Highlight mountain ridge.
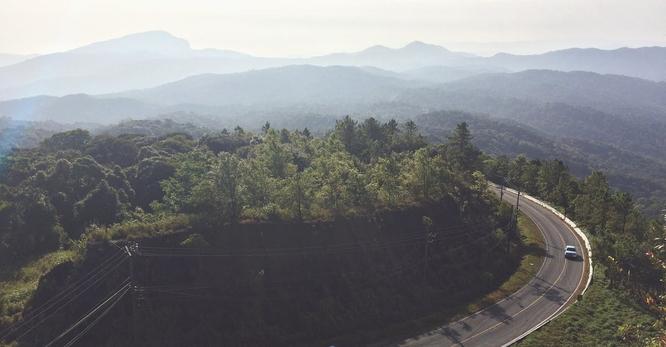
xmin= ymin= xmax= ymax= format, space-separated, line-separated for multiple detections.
xmin=1 ymin=31 xmax=665 ymax=101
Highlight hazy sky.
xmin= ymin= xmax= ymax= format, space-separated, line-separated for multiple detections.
xmin=2 ymin=0 xmax=665 ymax=57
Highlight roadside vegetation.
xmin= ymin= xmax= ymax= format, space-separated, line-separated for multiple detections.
xmin=518 ymin=267 xmax=662 ymax=346
xmin=0 ymin=250 xmax=77 ymax=329
xmin=485 ymin=155 xmax=666 ymax=344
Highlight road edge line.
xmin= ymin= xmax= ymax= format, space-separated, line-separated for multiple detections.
xmin=499 ymin=187 xmax=593 ymax=347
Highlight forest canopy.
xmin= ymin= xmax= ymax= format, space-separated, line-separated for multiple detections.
xmin=0 ymin=118 xmax=492 ymax=262
xmin=0 ymin=117 xmax=663 ymax=320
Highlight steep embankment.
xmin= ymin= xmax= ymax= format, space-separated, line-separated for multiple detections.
xmin=17 ymin=200 xmax=524 ymax=347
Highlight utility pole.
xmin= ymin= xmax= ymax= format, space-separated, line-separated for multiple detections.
xmin=508 ymin=191 xmax=521 ymax=253
xmin=423 ymin=230 xmax=437 ymax=284
xmin=507 ymin=205 xmax=514 ymax=254
xmin=423 ymin=236 xmax=428 ymax=284
xmin=515 ymin=190 xmax=521 ymax=211
xmin=499 ymin=185 xmax=504 ymax=203
xmin=422 ymin=217 xmax=436 ymax=285
xmin=124 ymin=242 xmax=139 ymax=344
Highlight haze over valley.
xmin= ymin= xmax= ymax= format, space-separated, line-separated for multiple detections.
xmin=2 ymin=31 xmax=666 ymax=214
xmin=1 ymin=2 xmax=665 ymax=345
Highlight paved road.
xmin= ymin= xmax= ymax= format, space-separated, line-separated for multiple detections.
xmin=398 ymin=189 xmax=587 ymax=347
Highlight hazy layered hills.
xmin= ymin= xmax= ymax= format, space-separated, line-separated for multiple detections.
xmin=0 ymin=54 xmax=36 ymax=68
xmin=2 ymin=31 xmax=666 ymax=101
xmin=401 ymin=70 xmax=666 ymax=121
xmin=485 ymin=47 xmax=666 ymax=82
xmin=416 ymin=111 xmax=666 ymax=214
xmin=0 ymin=31 xmax=286 ymax=100
xmin=112 ymin=65 xmax=423 ymax=107
xmin=308 ymin=41 xmax=475 ymax=70
xmin=399 ymin=70 xmax=666 ymax=159
xmin=0 ymin=94 xmax=156 ymax=123
xmin=0 ymin=65 xmax=424 ymax=123
xmin=2 ymin=63 xmax=666 ymax=213
xmin=3 ymin=65 xmax=666 ymax=133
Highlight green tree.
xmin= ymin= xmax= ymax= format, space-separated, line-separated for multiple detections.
xmin=257 ymin=131 xmax=292 ymax=178
xmin=134 ymin=157 xmax=176 ymax=209
xmin=85 ymin=135 xmax=139 ymax=167
xmin=74 ymin=180 xmax=121 ymax=227
xmin=334 ymin=116 xmax=362 ymax=156
xmin=213 ymin=152 xmax=243 ymax=222
xmin=368 ymin=155 xmax=403 ymax=206
xmin=446 ymin=122 xmax=481 ymax=173
xmin=41 ymin=129 xmax=91 ymax=152
xmin=262 ymin=121 xmax=271 ymax=134
xmin=573 ymin=171 xmax=611 ymax=234
xmin=403 ymin=148 xmax=439 ymax=201
xmin=162 ymin=149 xmax=215 ymax=213
xmin=398 ymin=120 xmax=426 ymax=151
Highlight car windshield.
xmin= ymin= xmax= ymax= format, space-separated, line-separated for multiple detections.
xmin=566 ymin=246 xmax=576 ymax=251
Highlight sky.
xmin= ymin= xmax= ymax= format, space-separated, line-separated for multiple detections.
xmin=1 ymin=0 xmax=665 ymax=57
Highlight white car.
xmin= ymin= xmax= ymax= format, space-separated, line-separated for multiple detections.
xmin=564 ymin=245 xmax=578 ymax=259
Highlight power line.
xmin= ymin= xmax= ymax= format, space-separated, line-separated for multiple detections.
xmin=45 ymin=278 xmax=131 ymax=347
xmin=138 ymin=231 xmax=501 ymax=297
xmin=138 ymin=227 xmax=494 ymax=258
xmin=1 ymin=256 xmax=129 ymax=343
xmin=1 ymin=221 xmax=500 ymax=344
xmin=16 ymin=250 xmax=126 ymax=324
xmin=139 ymin=234 xmax=428 ymax=258
xmin=0 ymin=251 xmax=127 ymax=341
xmin=138 ymin=221 xmax=491 ymax=254
xmin=141 ymin=258 xmax=426 ymax=304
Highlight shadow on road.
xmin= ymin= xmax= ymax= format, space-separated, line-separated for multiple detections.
xmin=438 ymin=325 xmax=463 ymax=346
xmin=479 ymin=302 xmax=513 ymax=324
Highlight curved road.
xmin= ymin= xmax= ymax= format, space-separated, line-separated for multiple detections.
xmin=398 ymin=189 xmax=588 ymax=347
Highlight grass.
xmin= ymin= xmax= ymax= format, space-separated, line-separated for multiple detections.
xmin=0 ymin=250 xmax=77 ymax=330
xmin=517 ymin=266 xmax=662 ymax=347
xmin=85 ymin=213 xmax=191 ymax=242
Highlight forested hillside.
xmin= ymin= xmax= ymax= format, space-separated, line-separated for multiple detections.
xmin=0 ymin=118 xmax=524 ymax=346
xmin=3 ymin=67 xmax=664 ymax=217
xmin=0 ymin=116 xmax=498 ymax=271
xmin=415 ymin=111 xmax=666 ymax=216
xmin=1 ymin=118 xmax=663 ymax=345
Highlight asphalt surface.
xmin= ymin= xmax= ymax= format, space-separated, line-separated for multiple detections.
xmin=398 ymin=190 xmax=587 ymax=347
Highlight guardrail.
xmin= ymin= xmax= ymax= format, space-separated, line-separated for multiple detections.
xmin=499 ymin=186 xmax=593 ymax=346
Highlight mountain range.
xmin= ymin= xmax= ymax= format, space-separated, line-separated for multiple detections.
xmin=1 ymin=30 xmax=665 ymax=214
xmin=1 ymin=31 xmax=666 ymax=101
xmin=0 ymin=54 xmax=37 ymax=68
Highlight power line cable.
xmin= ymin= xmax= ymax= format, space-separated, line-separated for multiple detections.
xmin=138 ymin=222 xmax=490 ymax=253
xmin=18 ymin=250 xmax=125 ymax=322
xmin=0 ymin=252 xmax=127 ymax=341
xmin=138 ymin=235 xmax=428 ymax=257
xmin=2 ymin=257 xmax=129 ymax=343
xmin=138 ymin=226 xmax=496 ymax=258
xmin=45 ymin=278 xmax=131 ymax=347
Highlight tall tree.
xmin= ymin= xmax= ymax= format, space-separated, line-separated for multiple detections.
xmin=213 ymin=152 xmax=243 ymax=222
xmin=446 ymin=122 xmax=481 ymax=173
xmin=74 ymin=180 xmax=121 ymax=227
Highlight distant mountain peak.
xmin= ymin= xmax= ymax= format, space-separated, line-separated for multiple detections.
xmin=73 ymin=30 xmax=191 ymax=55
xmin=359 ymin=45 xmax=392 ymax=54
xmin=403 ymin=40 xmax=445 ymax=50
